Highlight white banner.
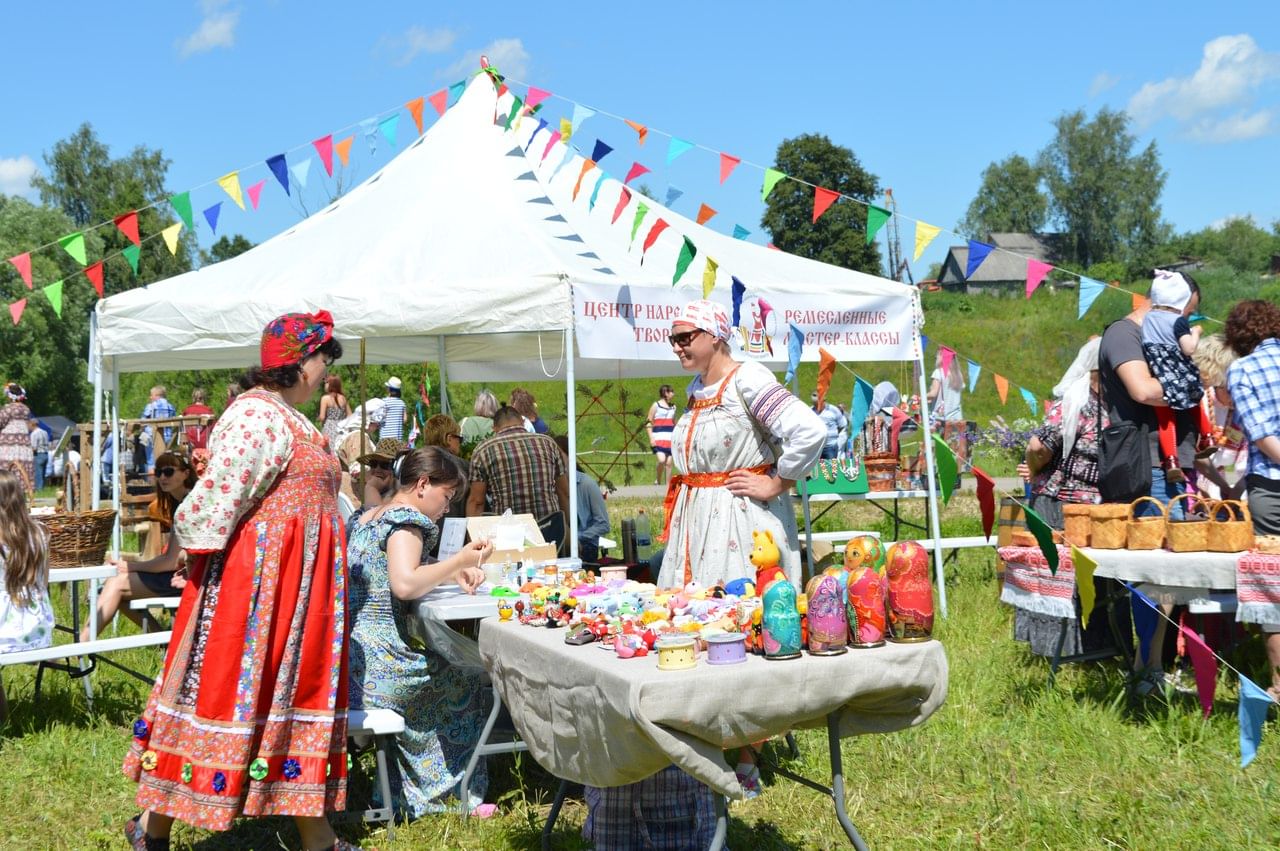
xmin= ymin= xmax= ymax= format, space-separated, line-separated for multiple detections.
xmin=573 ymin=282 xmax=918 ymax=364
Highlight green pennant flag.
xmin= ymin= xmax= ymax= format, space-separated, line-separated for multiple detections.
xmin=761 ymin=168 xmax=786 ymax=201
xmin=931 ymin=434 xmax=958 ymax=505
xmin=1023 ymin=505 xmax=1060 ymax=574
xmin=630 ymin=202 xmax=649 ymax=246
xmin=58 ymin=232 xmax=87 ymax=266
xmin=122 ymin=244 xmax=141 ymax=275
xmin=42 ymin=280 xmax=63 ymax=317
xmin=504 ymin=95 xmax=523 ymax=130
xmin=170 ymin=192 xmax=194 ymax=230
xmin=672 ymin=236 xmax=697 ymax=285
xmin=865 ymin=204 xmax=892 ymax=244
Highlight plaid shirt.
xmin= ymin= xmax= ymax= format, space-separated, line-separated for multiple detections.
xmin=1228 ymin=338 xmax=1280 ymax=481
xmin=142 ymin=396 xmax=177 ymax=441
xmin=469 ymin=426 xmax=566 ymax=518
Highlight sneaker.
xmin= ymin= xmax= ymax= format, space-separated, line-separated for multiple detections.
xmin=1167 ymin=667 xmax=1198 ymax=695
xmin=1134 ymin=668 xmax=1167 ymax=697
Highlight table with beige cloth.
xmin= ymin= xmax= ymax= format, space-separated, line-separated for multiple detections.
xmin=1081 ymin=547 xmax=1246 ymax=604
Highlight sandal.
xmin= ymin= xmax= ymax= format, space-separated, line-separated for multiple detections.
xmin=123 ymin=816 xmax=170 ymax=851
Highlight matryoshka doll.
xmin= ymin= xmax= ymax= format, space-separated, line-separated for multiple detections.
xmin=761 ymin=580 xmax=802 ymax=660
xmin=844 ymin=535 xmax=887 ymax=648
xmin=885 ymin=540 xmax=934 ymax=642
xmin=803 ymin=573 xmax=848 ymax=655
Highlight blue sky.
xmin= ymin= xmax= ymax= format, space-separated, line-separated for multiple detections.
xmin=1 ymin=2 xmax=1277 ymax=277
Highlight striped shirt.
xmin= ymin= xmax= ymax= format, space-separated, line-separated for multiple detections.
xmin=380 ymin=396 xmax=406 ymax=441
xmin=650 ymin=401 xmax=675 ymax=451
xmin=1228 ymin=338 xmax=1280 ymax=481
xmin=469 ymin=426 xmax=566 ymax=518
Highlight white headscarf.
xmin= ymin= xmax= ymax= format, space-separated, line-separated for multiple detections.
xmin=1054 ymin=337 xmax=1101 ymax=462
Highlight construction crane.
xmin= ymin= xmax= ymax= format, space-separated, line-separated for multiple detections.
xmin=883 ymin=188 xmax=915 ymax=286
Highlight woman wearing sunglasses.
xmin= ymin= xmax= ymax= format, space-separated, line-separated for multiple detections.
xmin=80 ymin=449 xmax=196 ymax=642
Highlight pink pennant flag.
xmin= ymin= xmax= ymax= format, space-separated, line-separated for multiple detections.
xmin=84 ymin=261 xmax=104 ymax=298
xmin=9 ymin=298 xmax=26 ymax=325
xmin=813 ymin=187 xmax=839 ymax=223
xmin=1178 ymin=625 xmax=1219 ymax=717
xmin=719 ymin=153 xmax=741 ymax=184
xmin=624 ymin=161 xmax=650 ymax=185
xmin=611 ymin=187 xmax=632 ymax=225
xmin=246 ymin=179 xmax=267 ymax=210
xmin=525 ymin=86 xmax=551 ymax=109
xmin=541 ymin=130 xmax=562 ymax=163
xmin=939 ymin=346 xmax=955 ymax=374
xmin=1026 ymin=258 xmax=1053 ymax=298
xmin=313 ymin=135 xmax=335 ymax=177
xmin=428 ymin=89 xmax=448 ymax=117
xmin=7 ymin=253 xmax=32 ymax=289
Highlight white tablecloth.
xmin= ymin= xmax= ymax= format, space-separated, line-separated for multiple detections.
xmin=1081 ymin=548 xmax=1244 ymax=600
xmin=406 ymin=586 xmax=505 ymax=671
xmin=479 ymin=620 xmax=948 ymax=798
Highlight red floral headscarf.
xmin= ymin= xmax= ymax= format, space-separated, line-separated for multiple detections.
xmin=260 ymin=310 xmax=334 ymax=369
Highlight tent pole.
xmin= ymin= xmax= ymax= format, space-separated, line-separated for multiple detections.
xmin=915 ymin=341 xmax=948 ymax=619
xmin=564 ymin=329 xmax=579 ymax=559
xmin=436 ymin=336 xmax=450 ymax=416
xmin=110 ymin=368 xmax=121 ymax=559
xmin=90 ymin=316 xmax=103 ymax=512
xmin=359 ymin=338 xmax=367 ymax=496
xmin=793 ymin=374 xmax=816 ymax=583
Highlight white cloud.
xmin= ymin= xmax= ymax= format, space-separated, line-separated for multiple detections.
xmin=1088 ymin=72 xmax=1119 ymax=97
xmin=376 ymin=26 xmax=457 ymax=67
xmin=178 ymin=1 xmax=240 ymax=58
xmin=0 ymin=155 xmax=38 ymax=197
xmin=440 ymin=38 xmax=530 ymax=82
xmin=1127 ymin=34 xmax=1280 ymax=141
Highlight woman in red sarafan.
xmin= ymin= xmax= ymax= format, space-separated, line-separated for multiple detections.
xmin=123 ymin=310 xmax=358 ymax=851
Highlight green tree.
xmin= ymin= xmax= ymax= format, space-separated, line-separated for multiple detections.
xmin=761 ymin=134 xmax=882 ymax=275
xmin=201 ymin=234 xmax=255 ymax=266
xmin=1159 ymin=216 xmax=1280 ymax=273
xmin=958 ymin=154 xmax=1047 ymax=239
xmin=1037 ymin=108 xmax=1169 ymax=270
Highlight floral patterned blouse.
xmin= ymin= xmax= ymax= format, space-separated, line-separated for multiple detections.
xmin=1031 ymin=395 xmax=1108 ymax=505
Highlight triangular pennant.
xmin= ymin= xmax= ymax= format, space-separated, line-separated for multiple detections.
xmin=203 ymin=202 xmax=222 ymax=235
xmin=630 ymin=202 xmax=649 ymax=246
xmin=611 ymin=187 xmax=632 ymax=225
xmin=447 ymin=80 xmax=466 ymax=106
xmin=972 ymin=466 xmax=996 ymax=539
xmin=313 ymin=135 xmax=334 ymax=176
xmin=967 ymin=360 xmax=981 ymax=393
xmin=122 ymin=244 xmax=140 ymax=275
xmin=665 ymin=186 xmax=683 ymax=207
xmin=540 ymin=130 xmax=562 ymax=163
xmin=360 ymin=118 xmax=379 ymax=153
xmin=1132 ymin=292 xmax=1149 ymax=311
xmin=673 ymin=236 xmax=697 ymax=285
xmin=732 ymin=225 xmax=750 ymax=240
xmin=428 ymin=88 xmax=448 ymax=117
xmin=994 ymin=373 xmax=1009 ymax=404
xmin=731 ymin=277 xmax=746 ymax=327
xmin=815 ymin=348 xmax=837 ymax=412
xmin=503 ymin=96 xmax=522 ymax=131
xmin=525 ymin=86 xmax=551 ymax=109
xmin=624 ymin=119 xmax=648 ymax=145
xmin=1078 ymin=276 xmax=1106 ymax=319
xmin=1071 ymin=545 xmax=1097 ymax=628
xmin=812 ymin=187 xmax=840 ymax=223
xmin=719 ymin=153 xmax=741 ymax=184
xmin=702 ymin=256 xmax=718 ymax=298
xmin=524 ymin=118 xmax=549 ymax=152
xmin=572 ymin=159 xmax=597 ymax=201
xmin=113 ymin=211 xmax=141 ymax=246
xmin=217 ymin=171 xmax=245 ymax=210
xmin=291 ymin=157 xmax=312 ymax=189
xmin=246 ymin=179 xmax=267 ymax=211
xmin=920 ymin=334 xmax=929 ymax=353
xmin=624 ymin=161 xmax=650 ymax=185
xmin=379 ymin=113 xmax=401 ymax=148
xmin=42 ymin=279 xmax=63 ymax=317
xmin=58 ymin=232 xmax=87 ymax=266
xmin=784 ymin=323 xmax=804 ymax=385
xmin=559 ymin=117 xmax=573 ymax=144
xmin=696 ymin=203 xmax=717 ymax=226
xmin=169 ymin=192 xmax=194 ymax=231
xmin=939 ymin=346 xmax=955 ymax=374
xmin=8 ymin=298 xmax=25 ymax=326
xmin=762 ymin=168 xmax=786 ymax=201
xmin=1023 ymin=506 xmax=1059 ymax=574
xmin=161 ymin=222 xmax=183 ymax=256
xmin=865 ymin=204 xmax=891 ymax=244
xmin=666 ymin=137 xmax=694 ymax=164
xmin=1178 ymin=625 xmax=1218 ymax=717
xmin=932 ymin=434 xmax=959 ymax=504
xmin=590 ymin=139 xmax=613 ymax=163
xmin=334 ymin=136 xmax=354 ymax=167
xmin=266 ymin=154 xmax=290 ymax=195
xmin=913 ymin=221 xmax=941 ymax=262
xmin=7 ymin=253 xmax=32 ymax=289
xmin=83 ymin=261 xmax=104 ymax=298
xmin=1239 ymin=675 xmax=1275 ymax=767
xmin=587 ymin=171 xmax=608 ymax=211
xmin=1020 ymin=387 xmax=1038 ymax=415
xmin=965 ymin=240 xmax=994 ymax=278
xmin=405 ymin=96 xmax=425 ymax=134
xmin=571 ymin=103 xmax=595 ymax=135
xmin=846 ymin=376 xmax=874 ymax=454
xmin=641 ymin=218 xmax=669 ymax=260
xmin=1026 ymin=258 xmax=1053 ymax=298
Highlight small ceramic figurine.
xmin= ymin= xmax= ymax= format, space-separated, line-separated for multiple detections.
xmin=497 ymin=600 xmax=514 ymax=622
xmin=804 ymin=573 xmax=849 ymax=655
xmin=846 ymin=560 xmax=888 ymax=648
xmin=749 ymin=530 xmax=786 ymax=594
xmin=885 ymin=541 xmax=934 ymax=642
xmin=761 ymin=580 xmax=802 ymax=660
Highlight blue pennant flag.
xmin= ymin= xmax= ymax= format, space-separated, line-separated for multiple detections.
xmin=732 ymin=224 xmax=750 ymax=240
xmin=1020 ymin=387 xmax=1038 ymax=415
xmin=266 ymin=154 xmax=290 ymax=195
xmin=920 ymin=334 xmax=929 ymax=354
xmin=550 ymin=145 xmax=577 ymax=182
xmin=203 ymin=202 xmax=222 ymax=235
xmin=1127 ymin=582 xmax=1160 ymax=666
xmin=524 ymin=118 xmax=549 ymax=152
xmin=665 ymin=186 xmax=683 ymax=207
xmin=849 ymin=377 xmax=874 ymax=446
xmin=447 ymin=80 xmax=466 ymax=106
xmin=966 ymin=240 xmax=994 ymax=278
xmin=1239 ymin=675 xmax=1275 ymax=767
xmin=290 ymin=157 xmax=312 ymax=190
xmin=1078 ymin=276 xmax=1107 ymax=319
xmin=967 ymin=360 xmax=981 ymax=393
xmin=360 ymin=118 xmax=378 ymax=154
xmin=591 ymin=139 xmax=613 ymax=163
xmin=731 ymin=277 xmax=746 ymax=327
xmin=667 ymin=137 xmax=694 ymax=164
xmin=571 ymin=103 xmax=595 ymax=134
xmin=379 ymin=113 xmax=400 ymax=148
xmin=588 ymin=172 xmax=608 ymax=211
xmin=784 ymin=323 xmax=804 ymax=385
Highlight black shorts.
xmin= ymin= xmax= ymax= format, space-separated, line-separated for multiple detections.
xmin=136 ymin=570 xmax=177 ymax=596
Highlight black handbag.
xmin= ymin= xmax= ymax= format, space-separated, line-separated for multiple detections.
xmin=1095 ymin=358 xmax=1152 ymax=503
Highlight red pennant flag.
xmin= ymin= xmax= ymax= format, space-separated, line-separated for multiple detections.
xmin=813 ymin=187 xmax=839 ymax=222
xmin=428 ymin=89 xmax=448 ymax=117
xmin=611 ymin=187 xmax=632 ymax=225
xmin=623 ymin=161 xmax=650 ymax=185
xmin=972 ymin=465 xmax=996 ymax=539
xmin=313 ymin=135 xmax=334 ymax=176
xmin=7 ymin=253 xmax=32 ymax=289
xmin=994 ymin=373 xmax=1010 ymax=404
xmin=641 ymin=219 xmax=670 ymax=260
xmin=624 ymin=119 xmax=648 ymax=145
xmin=696 ymin=203 xmax=717 ymax=226
xmin=525 ymin=86 xmax=551 ymax=109
xmin=84 ymin=261 xmax=104 ymax=298
xmin=1026 ymin=258 xmax=1053 ymax=298
xmin=9 ymin=298 xmax=26 ymax=325
xmin=939 ymin=346 xmax=955 ymax=374
xmin=405 ymin=96 xmax=425 ymax=134
xmin=1178 ymin=624 xmax=1219 ymax=717
xmin=815 ymin=348 xmax=837 ymax=412
xmin=495 ymin=83 xmax=508 ymax=98
xmin=890 ymin=407 xmax=910 ymax=456
xmin=572 ymin=160 xmax=597 ymax=201
xmin=113 ymin=211 xmax=141 ymax=246
xmin=719 ymin=153 xmax=741 ymax=184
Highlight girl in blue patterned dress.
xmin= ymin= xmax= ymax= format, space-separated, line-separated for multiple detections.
xmin=347 ymin=446 xmax=493 ymax=819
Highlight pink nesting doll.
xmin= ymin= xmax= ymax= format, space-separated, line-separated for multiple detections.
xmin=803 ymin=572 xmax=848 ymax=655
xmin=885 ymin=540 xmax=934 ymax=642
xmin=843 ymin=535 xmax=887 ymax=648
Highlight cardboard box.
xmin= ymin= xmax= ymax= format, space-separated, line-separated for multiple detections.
xmin=466 ymin=514 xmax=557 ymax=565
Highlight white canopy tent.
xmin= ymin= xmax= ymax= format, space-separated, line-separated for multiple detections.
xmin=91 ymin=72 xmax=950 ymax=613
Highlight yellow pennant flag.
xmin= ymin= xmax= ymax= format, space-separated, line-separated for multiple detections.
xmin=560 ymin=117 xmax=573 ymax=144
xmin=702 ymin=256 xmax=718 ymax=298
xmin=913 ymin=221 xmax=941 ymax=261
xmin=1071 ymin=545 xmax=1097 ymax=629
xmin=217 ymin=172 xmax=245 ymax=210
xmin=161 ymin=222 xmax=183 ymax=256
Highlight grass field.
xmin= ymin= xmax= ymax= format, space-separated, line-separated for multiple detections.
xmin=3 ymin=494 xmax=1279 ymax=849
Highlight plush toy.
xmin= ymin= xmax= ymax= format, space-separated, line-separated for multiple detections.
xmin=750 ymin=529 xmax=786 ymax=593
xmin=724 ymin=577 xmax=755 ymax=598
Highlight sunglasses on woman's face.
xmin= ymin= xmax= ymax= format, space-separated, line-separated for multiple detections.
xmin=668 ymin=329 xmax=705 ymax=348
xmin=156 ymin=467 xmax=180 ymax=477
xmin=366 ymin=460 xmax=393 ymax=472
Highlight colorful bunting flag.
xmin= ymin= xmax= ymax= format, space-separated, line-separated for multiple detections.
xmin=865 ymin=204 xmax=891 ymax=244
xmin=965 ymin=240 xmax=994 ymax=278
xmin=761 ymin=168 xmax=786 ymax=201
xmin=58 ymin=232 xmax=87 ymax=266
xmin=1020 ymin=387 xmax=1037 ymax=415
xmin=624 ymin=161 xmax=650 ymax=185
xmin=702 ymin=256 xmax=718 ymax=298
xmin=1239 ymin=676 xmax=1274 ymax=767
xmin=428 ymin=89 xmax=448 ymax=117
xmin=667 ymin=137 xmax=694 ymax=164
xmin=913 ymin=221 xmax=941 ymax=262
xmin=719 ymin=153 xmax=741 ymax=184
xmin=291 ymin=157 xmax=312 ymax=189
xmin=525 ymin=86 xmax=551 ymax=109
xmin=161 ymin=222 xmax=183 ymax=256
xmin=203 ymin=203 xmax=222 ymax=235
xmin=524 ymin=118 xmax=548 ymax=153
xmin=812 ymin=187 xmax=839 ymax=223
xmin=1023 ymin=506 xmax=1059 ymax=574
xmin=571 ymin=104 xmax=595 ymax=136
xmin=379 ymin=113 xmax=400 ymax=147
xmin=624 ymin=118 xmax=648 ymax=145
xmin=1132 ymin=292 xmax=1149 ymax=311
xmin=7 ymin=253 xmax=32 ymax=289
xmin=84 ymin=261 xmax=104 ymax=298
xmin=848 ymin=377 xmax=874 ymax=451
xmin=169 ymin=192 xmax=194 ymax=231
xmin=447 ymin=80 xmax=465 ymax=106
xmin=920 ymin=333 xmax=928 ymax=353
xmin=890 ymin=407 xmax=910 ymax=458
xmin=815 ymin=348 xmax=836 ymax=413
xmin=939 ymin=345 xmax=955 ymax=374
xmin=673 ymin=236 xmax=697 ymax=285
xmin=503 ymin=96 xmax=522 ymax=131
xmin=994 ymin=373 xmax=1009 ymax=404
xmin=559 ymin=117 xmax=573 ymax=144
xmin=784 ymin=323 xmax=804 ymax=385
xmin=246 ymin=179 xmax=267 ymax=211
xmin=972 ymin=465 xmax=996 ymax=539
xmin=611 ymin=187 xmax=632 ymax=225
xmin=1077 ymin=276 xmax=1106 ymax=318
xmin=42 ymin=280 xmax=63 ymax=317
xmin=932 ymin=434 xmax=959 ymax=504
xmin=122 ymin=244 xmax=140 ymax=275
xmin=590 ymin=139 xmax=612 ymax=163
xmin=541 ymin=130 xmax=562 ymax=163
xmin=967 ymin=359 xmax=981 ymax=392
xmin=1026 ymin=258 xmax=1053 ymax=298
xmin=360 ymin=118 xmax=379 ymax=153
xmin=113 ymin=211 xmax=141 ymax=246
xmin=1071 ymin=545 xmax=1097 ymax=628
xmin=732 ymin=225 xmax=750 ymax=240
xmin=588 ymin=172 xmax=608 ymax=211
xmin=8 ymin=299 xmax=25 ymax=326
xmin=266 ymin=154 xmax=290 ymax=195
xmin=1178 ymin=625 xmax=1218 ymax=717
xmin=572 ymin=159 xmax=597 ymax=201
xmin=696 ymin=203 xmax=717 ymax=226
xmin=314 ymin=135 xmax=334 ymax=176
xmin=406 ymin=96 xmax=425 ymax=134
xmin=665 ymin=186 xmax=683 ymax=207
xmin=217 ymin=172 xmax=245 ymax=210
xmin=629 ymin=203 xmax=649 ymax=246
xmin=641 ymin=219 xmax=669 ymax=261
xmin=731 ymin=277 xmax=746 ymax=327
xmin=334 ymin=136 xmax=354 ymax=167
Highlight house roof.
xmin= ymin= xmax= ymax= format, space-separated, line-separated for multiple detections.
xmin=938 ymin=232 xmax=1068 ymax=285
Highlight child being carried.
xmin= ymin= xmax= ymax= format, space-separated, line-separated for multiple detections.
xmin=1141 ymin=269 xmax=1206 ymax=484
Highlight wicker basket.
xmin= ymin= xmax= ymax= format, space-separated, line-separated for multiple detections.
xmin=1126 ymin=496 xmax=1167 ymax=550
xmin=1062 ymin=504 xmax=1092 ymax=548
xmin=864 ymin=453 xmax=898 ymax=492
xmin=35 ymin=509 xmax=116 ymax=567
xmin=1208 ymin=499 xmax=1255 ymax=553
xmin=1166 ymin=493 xmax=1210 ymax=553
xmin=1088 ymin=504 xmax=1129 ymax=549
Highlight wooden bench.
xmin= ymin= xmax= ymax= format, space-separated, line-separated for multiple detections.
xmin=347 ymin=707 xmax=405 ymax=839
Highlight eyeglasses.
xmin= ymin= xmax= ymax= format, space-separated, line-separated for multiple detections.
xmin=156 ymin=467 xmax=179 ymax=477
xmin=668 ymin=329 xmax=705 ymax=348
xmin=366 ymin=460 xmax=392 ymax=471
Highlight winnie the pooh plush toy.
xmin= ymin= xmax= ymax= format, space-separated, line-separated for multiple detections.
xmin=749 ymin=529 xmax=786 ymax=595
